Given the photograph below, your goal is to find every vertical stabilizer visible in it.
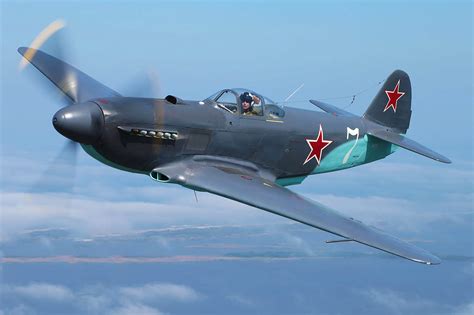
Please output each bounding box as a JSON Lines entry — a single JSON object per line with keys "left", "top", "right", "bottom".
{"left": 363, "top": 70, "right": 411, "bottom": 133}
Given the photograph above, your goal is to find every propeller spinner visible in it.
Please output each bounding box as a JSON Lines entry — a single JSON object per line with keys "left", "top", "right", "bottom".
{"left": 52, "top": 102, "right": 104, "bottom": 144}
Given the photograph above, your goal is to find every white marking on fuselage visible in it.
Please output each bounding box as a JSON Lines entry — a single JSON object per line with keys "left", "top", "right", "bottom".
{"left": 343, "top": 127, "right": 360, "bottom": 164}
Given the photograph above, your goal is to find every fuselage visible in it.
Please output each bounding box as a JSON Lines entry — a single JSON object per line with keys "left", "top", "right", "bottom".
{"left": 82, "top": 97, "right": 396, "bottom": 185}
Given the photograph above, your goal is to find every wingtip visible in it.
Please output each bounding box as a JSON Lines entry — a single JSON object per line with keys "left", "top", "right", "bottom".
{"left": 426, "top": 259, "right": 442, "bottom": 265}
{"left": 439, "top": 157, "right": 452, "bottom": 164}
{"left": 427, "top": 255, "right": 442, "bottom": 265}
{"left": 411, "top": 254, "right": 441, "bottom": 265}
{"left": 434, "top": 154, "right": 451, "bottom": 164}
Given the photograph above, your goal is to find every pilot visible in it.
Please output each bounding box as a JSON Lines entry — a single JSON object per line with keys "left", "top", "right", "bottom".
{"left": 240, "top": 92, "right": 261, "bottom": 116}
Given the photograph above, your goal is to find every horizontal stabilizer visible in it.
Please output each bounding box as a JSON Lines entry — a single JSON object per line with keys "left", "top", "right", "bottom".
{"left": 309, "top": 100, "right": 356, "bottom": 117}
{"left": 368, "top": 129, "right": 451, "bottom": 164}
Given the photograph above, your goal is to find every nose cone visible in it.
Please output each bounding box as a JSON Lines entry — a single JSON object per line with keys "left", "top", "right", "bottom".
{"left": 53, "top": 102, "right": 104, "bottom": 144}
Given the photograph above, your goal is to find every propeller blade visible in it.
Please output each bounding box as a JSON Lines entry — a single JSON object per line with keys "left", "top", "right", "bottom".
{"left": 19, "top": 19, "right": 66, "bottom": 71}
{"left": 29, "top": 140, "right": 78, "bottom": 194}
{"left": 121, "top": 69, "right": 161, "bottom": 98}
{"left": 19, "top": 19, "right": 75, "bottom": 107}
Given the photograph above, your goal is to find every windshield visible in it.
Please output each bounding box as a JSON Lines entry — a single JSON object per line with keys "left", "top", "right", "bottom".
{"left": 205, "top": 91, "right": 222, "bottom": 101}
{"left": 204, "top": 88, "right": 285, "bottom": 118}
{"left": 214, "top": 90, "right": 238, "bottom": 113}
{"left": 205, "top": 89, "right": 276, "bottom": 103}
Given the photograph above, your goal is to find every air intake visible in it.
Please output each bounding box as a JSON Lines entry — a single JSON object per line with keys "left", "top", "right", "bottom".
{"left": 149, "top": 170, "right": 170, "bottom": 182}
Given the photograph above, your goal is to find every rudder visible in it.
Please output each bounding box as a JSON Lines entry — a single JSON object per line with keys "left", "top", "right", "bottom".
{"left": 363, "top": 70, "right": 412, "bottom": 133}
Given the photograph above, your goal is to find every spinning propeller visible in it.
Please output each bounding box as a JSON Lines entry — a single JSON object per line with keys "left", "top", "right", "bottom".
{"left": 19, "top": 19, "right": 160, "bottom": 193}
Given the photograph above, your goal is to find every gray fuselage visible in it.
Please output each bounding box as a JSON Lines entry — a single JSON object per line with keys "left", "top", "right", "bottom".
{"left": 83, "top": 97, "right": 394, "bottom": 184}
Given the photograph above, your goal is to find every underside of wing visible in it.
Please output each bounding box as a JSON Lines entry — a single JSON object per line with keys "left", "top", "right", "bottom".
{"left": 153, "top": 158, "right": 441, "bottom": 265}
{"left": 18, "top": 47, "right": 121, "bottom": 103}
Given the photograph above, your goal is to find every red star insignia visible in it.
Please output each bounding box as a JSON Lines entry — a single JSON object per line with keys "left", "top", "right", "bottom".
{"left": 303, "top": 124, "right": 333, "bottom": 165}
{"left": 384, "top": 80, "right": 405, "bottom": 113}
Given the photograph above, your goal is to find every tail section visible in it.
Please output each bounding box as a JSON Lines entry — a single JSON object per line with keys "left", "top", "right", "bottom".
{"left": 364, "top": 70, "right": 411, "bottom": 133}
{"left": 310, "top": 69, "right": 450, "bottom": 164}
{"left": 364, "top": 69, "right": 450, "bottom": 164}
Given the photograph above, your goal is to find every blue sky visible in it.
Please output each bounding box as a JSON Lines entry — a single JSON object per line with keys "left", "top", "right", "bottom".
{"left": 1, "top": 1, "right": 473, "bottom": 315}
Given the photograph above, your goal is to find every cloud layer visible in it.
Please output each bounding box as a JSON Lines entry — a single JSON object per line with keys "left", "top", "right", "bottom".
{"left": 2, "top": 157, "right": 472, "bottom": 242}
{"left": 1, "top": 282, "right": 201, "bottom": 315}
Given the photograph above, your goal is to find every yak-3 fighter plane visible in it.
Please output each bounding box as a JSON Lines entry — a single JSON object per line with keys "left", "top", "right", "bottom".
{"left": 18, "top": 45, "right": 451, "bottom": 265}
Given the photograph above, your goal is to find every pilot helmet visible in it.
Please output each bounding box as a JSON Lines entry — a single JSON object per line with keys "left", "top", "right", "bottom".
{"left": 240, "top": 92, "right": 253, "bottom": 105}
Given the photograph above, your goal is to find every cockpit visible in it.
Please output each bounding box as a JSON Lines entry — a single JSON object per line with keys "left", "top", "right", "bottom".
{"left": 205, "top": 88, "right": 285, "bottom": 119}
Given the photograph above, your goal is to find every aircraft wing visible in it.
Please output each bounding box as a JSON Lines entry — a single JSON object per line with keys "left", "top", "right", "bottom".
{"left": 18, "top": 47, "right": 121, "bottom": 103}
{"left": 154, "top": 159, "right": 441, "bottom": 265}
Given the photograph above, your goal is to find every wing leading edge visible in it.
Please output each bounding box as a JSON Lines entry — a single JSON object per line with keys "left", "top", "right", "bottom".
{"left": 153, "top": 159, "right": 441, "bottom": 265}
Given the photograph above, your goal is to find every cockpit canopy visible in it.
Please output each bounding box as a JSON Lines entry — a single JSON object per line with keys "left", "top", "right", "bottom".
{"left": 205, "top": 88, "right": 285, "bottom": 118}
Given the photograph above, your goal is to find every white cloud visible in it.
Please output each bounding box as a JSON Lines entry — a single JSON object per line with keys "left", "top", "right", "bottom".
{"left": 107, "top": 303, "right": 164, "bottom": 315}
{"left": 364, "top": 289, "right": 474, "bottom": 315}
{"left": 307, "top": 193, "right": 473, "bottom": 233}
{"left": 3, "top": 183, "right": 469, "bottom": 242}
{"left": 363, "top": 288, "right": 436, "bottom": 312}
{"left": 6, "top": 283, "right": 73, "bottom": 302}
{"left": 454, "top": 302, "right": 474, "bottom": 315}
{"left": 1, "top": 156, "right": 471, "bottom": 243}
{"left": 77, "top": 287, "right": 112, "bottom": 314}
{"left": 360, "top": 288, "right": 473, "bottom": 315}
{"left": 0, "top": 189, "right": 276, "bottom": 241}
{"left": 4, "top": 282, "right": 201, "bottom": 315}
{"left": 119, "top": 283, "right": 202, "bottom": 303}
{"left": 268, "top": 227, "right": 316, "bottom": 256}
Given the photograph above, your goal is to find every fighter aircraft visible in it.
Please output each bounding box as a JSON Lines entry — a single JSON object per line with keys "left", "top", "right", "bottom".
{"left": 18, "top": 41, "right": 451, "bottom": 265}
